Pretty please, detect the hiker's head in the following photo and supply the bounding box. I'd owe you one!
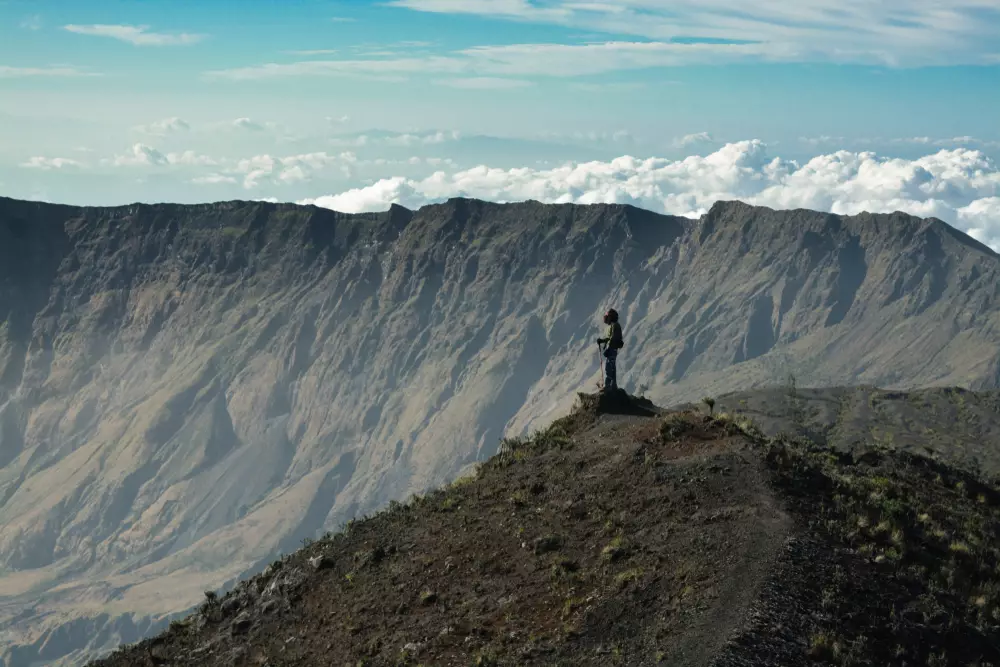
[603,308,619,324]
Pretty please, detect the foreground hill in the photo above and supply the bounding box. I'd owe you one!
[90,393,1000,666]
[3,195,1000,664]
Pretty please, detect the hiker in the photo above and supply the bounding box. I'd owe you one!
[597,308,624,391]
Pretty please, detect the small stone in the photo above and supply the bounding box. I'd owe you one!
[309,555,334,571]
[533,535,563,555]
[220,596,242,615]
[231,614,252,635]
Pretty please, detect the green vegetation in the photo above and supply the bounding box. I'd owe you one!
[702,396,716,416]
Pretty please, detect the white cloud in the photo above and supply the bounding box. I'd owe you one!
[300,141,1000,250]
[960,198,1000,249]
[0,65,100,78]
[673,132,715,148]
[537,129,636,145]
[387,0,571,20]
[230,151,344,188]
[104,144,215,168]
[568,80,654,92]
[232,117,265,131]
[205,41,796,80]
[386,0,1000,66]
[433,77,534,89]
[324,131,462,148]
[286,49,340,56]
[20,157,85,170]
[799,136,847,147]
[109,143,169,166]
[64,24,205,46]
[166,150,217,166]
[192,174,238,185]
[799,135,1000,150]
[300,177,423,212]
[135,117,191,135]
[383,130,462,146]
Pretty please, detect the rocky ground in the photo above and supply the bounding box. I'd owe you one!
[89,392,1000,666]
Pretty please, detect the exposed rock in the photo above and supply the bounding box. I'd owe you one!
[532,535,563,555]
[308,555,334,571]
[230,615,252,636]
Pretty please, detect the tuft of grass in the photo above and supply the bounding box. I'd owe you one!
[660,414,692,443]
[602,533,630,563]
[614,568,643,588]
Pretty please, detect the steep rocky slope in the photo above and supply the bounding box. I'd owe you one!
[88,394,1000,666]
[2,195,1000,664]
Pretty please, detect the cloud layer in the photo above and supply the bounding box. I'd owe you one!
[300,141,1000,250]
[387,0,1000,66]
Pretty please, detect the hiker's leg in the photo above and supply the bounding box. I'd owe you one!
[605,350,618,389]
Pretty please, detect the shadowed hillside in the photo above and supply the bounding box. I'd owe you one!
[4,195,1000,664]
[87,393,1000,667]
[675,386,1000,474]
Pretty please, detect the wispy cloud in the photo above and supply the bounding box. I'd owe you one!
[386,0,1000,66]
[204,40,796,81]
[19,15,42,31]
[134,117,191,135]
[232,117,265,131]
[673,132,715,148]
[102,144,216,167]
[568,80,654,92]
[20,156,86,170]
[798,135,1000,149]
[192,174,238,185]
[387,0,571,20]
[0,65,101,78]
[285,49,339,56]
[433,77,534,89]
[330,17,357,23]
[63,24,206,46]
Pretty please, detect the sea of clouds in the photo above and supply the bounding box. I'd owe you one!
[299,140,1000,251]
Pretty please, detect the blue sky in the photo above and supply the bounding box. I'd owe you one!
[1,0,999,241]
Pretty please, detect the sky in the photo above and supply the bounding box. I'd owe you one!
[2,0,1000,246]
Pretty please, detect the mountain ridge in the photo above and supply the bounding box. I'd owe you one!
[85,391,1000,667]
[2,195,1000,665]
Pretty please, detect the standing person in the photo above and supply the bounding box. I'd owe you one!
[597,308,624,391]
